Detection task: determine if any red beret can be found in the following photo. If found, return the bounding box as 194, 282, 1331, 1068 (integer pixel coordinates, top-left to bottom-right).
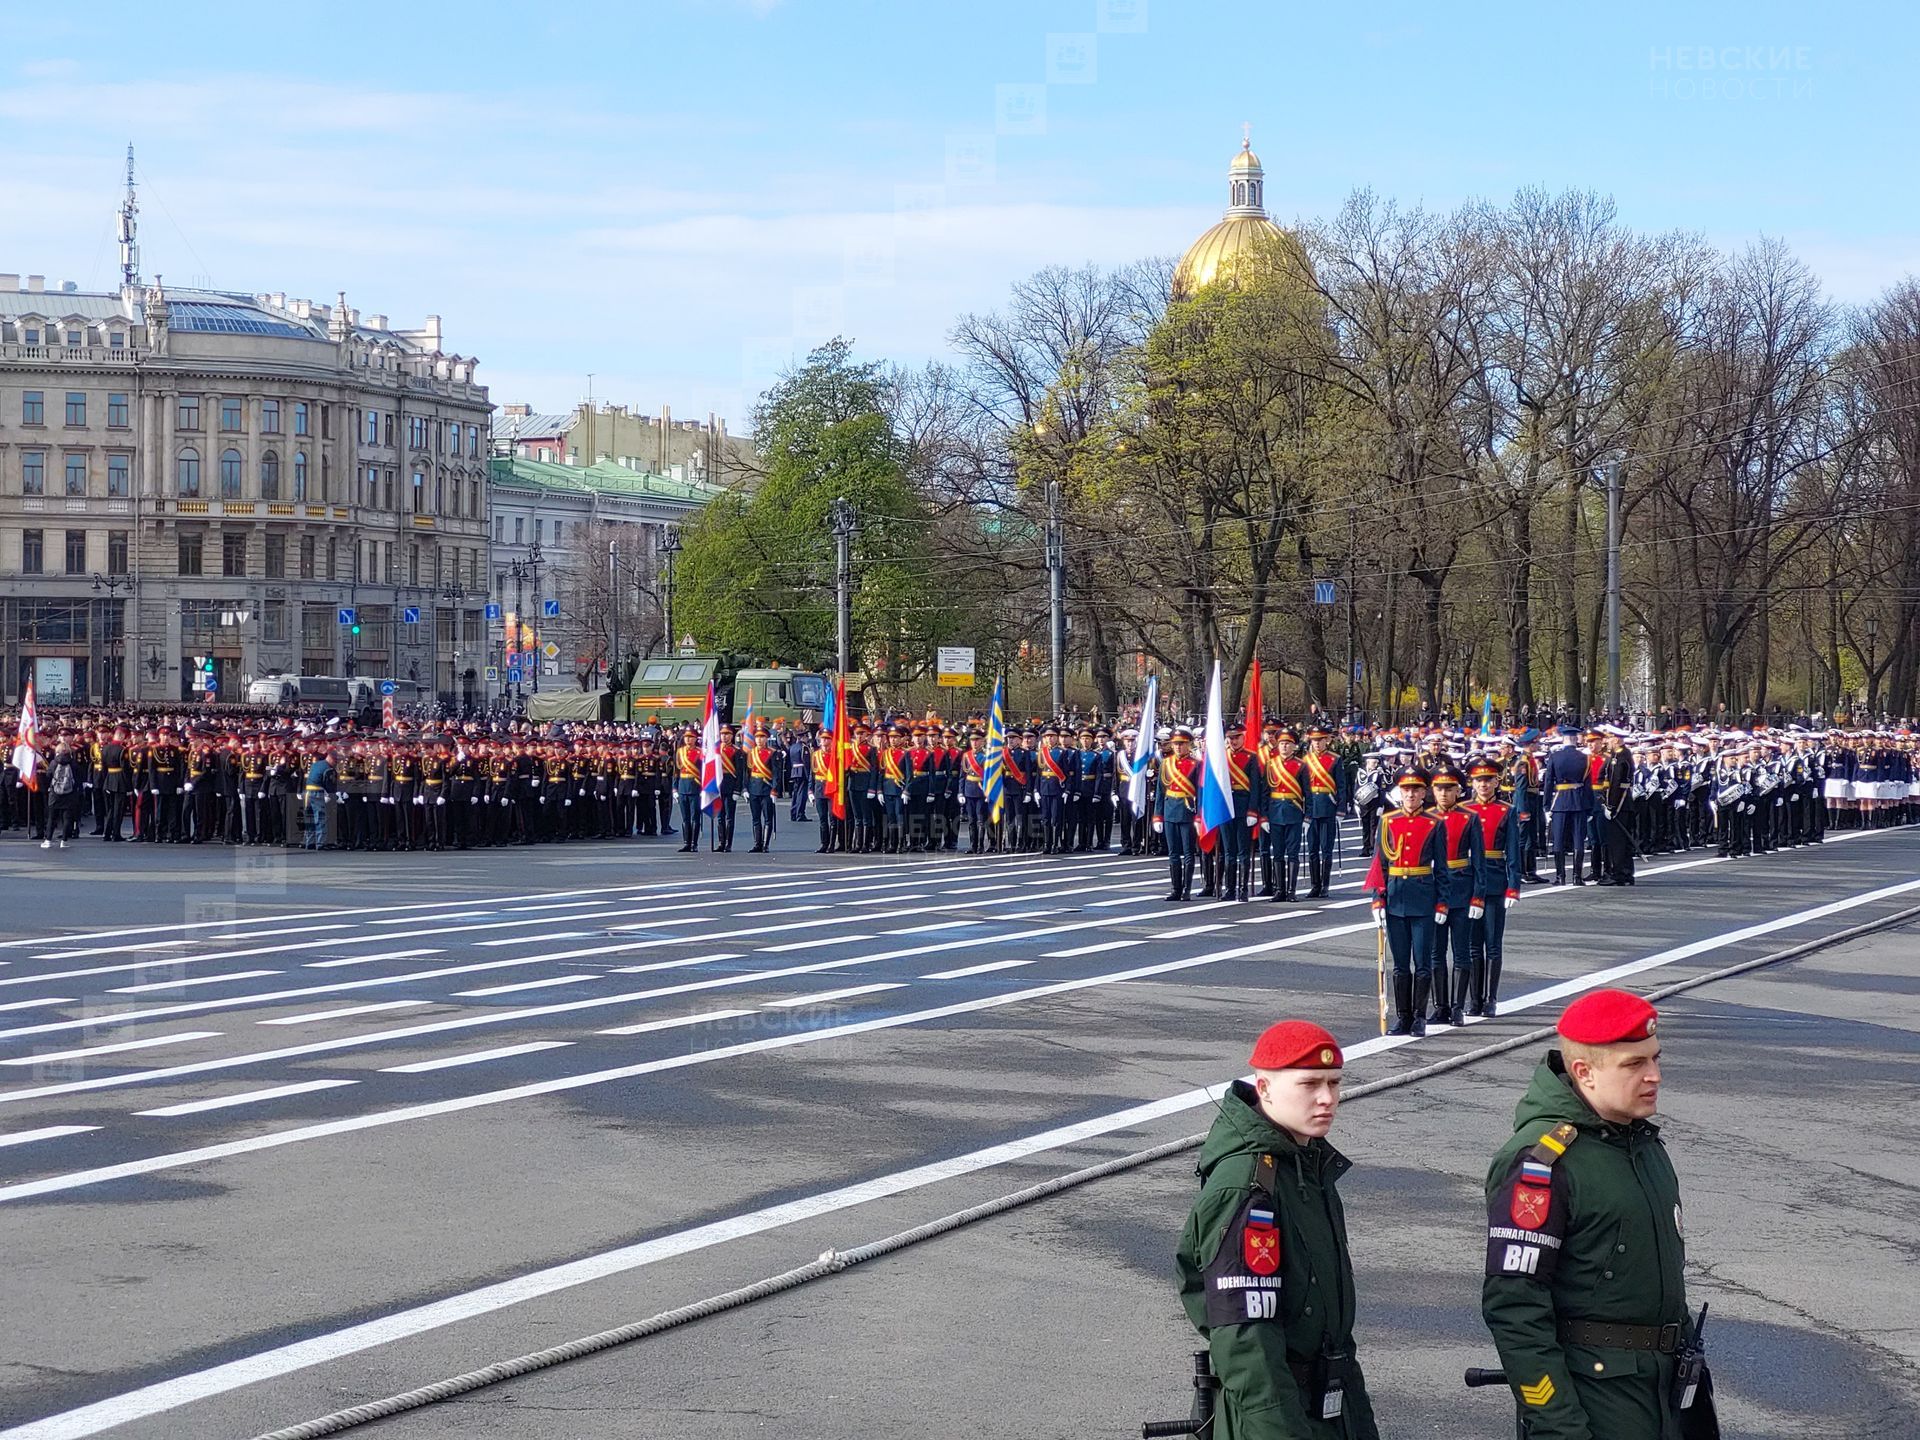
1557, 989, 1658, 1045
1249, 1020, 1344, 1071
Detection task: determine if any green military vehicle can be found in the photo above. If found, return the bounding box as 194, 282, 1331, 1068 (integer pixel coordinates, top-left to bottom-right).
618, 654, 831, 728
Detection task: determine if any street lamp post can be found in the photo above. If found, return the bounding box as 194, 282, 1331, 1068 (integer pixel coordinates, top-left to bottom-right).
92, 572, 132, 703
508, 539, 545, 700
1865, 614, 1879, 718
658, 529, 682, 655
437, 579, 464, 712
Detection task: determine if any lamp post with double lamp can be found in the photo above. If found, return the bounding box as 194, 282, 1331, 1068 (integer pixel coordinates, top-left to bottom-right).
91, 572, 132, 703
658, 528, 682, 654
508, 539, 544, 698
437, 579, 467, 712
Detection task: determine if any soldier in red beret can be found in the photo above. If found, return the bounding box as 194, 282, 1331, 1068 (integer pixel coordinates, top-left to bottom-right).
1481, 990, 1715, 1440
1176, 1020, 1380, 1439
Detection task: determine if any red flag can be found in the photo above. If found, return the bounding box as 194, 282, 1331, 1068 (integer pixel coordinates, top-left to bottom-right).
1241, 658, 1263, 754
12, 678, 40, 792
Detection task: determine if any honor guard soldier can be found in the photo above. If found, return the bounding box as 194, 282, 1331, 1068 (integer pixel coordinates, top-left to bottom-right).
1425, 766, 1486, 1027
961, 731, 991, 853
1176, 1020, 1381, 1440
1154, 728, 1203, 901
1262, 729, 1308, 902
811, 737, 839, 852
1036, 725, 1070, 853
1463, 760, 1523, 1015
1000, 731, 1033, 852
1482, 990, 1716, 1440
673, 727, 703, 851
745, 728, 779, 851
1363, 766, 1446, 1036
1302, 727, 1347, 897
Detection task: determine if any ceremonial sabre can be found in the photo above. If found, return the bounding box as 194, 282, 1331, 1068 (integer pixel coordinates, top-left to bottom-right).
1376, 923, 1388, 1035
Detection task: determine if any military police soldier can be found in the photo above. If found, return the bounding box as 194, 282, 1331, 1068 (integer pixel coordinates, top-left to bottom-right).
1176, 1019, 1380, 1440
1482, 989, 1716, 1440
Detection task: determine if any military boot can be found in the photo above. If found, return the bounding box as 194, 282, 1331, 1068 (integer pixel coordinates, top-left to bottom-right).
1388, 974, 1415, 1036
1410, 975, 1431, 1038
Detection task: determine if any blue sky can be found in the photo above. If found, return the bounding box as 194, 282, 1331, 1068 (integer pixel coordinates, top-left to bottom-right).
2, 0, 1913, 426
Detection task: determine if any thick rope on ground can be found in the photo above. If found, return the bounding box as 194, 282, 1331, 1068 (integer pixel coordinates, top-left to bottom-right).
250, 901, 1920, 1440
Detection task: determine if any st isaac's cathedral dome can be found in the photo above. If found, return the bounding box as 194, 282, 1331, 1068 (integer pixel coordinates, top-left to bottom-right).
1174, 131, 1313, 297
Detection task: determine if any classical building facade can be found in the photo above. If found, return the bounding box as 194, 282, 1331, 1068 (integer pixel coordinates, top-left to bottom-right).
0, 274, 491, 705
486, 455, 719, 694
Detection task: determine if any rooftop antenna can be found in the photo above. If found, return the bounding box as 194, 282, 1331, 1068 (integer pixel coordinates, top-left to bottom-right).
117, 142, 141, 289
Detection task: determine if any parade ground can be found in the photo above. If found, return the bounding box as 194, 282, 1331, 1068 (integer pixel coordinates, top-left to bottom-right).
1, 822, 1916, 1439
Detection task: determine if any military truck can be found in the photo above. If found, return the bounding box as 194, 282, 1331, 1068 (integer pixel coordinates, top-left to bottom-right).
619, 655, 830, 727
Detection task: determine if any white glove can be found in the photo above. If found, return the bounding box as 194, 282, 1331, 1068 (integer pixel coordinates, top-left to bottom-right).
437, 797, 445, 806
184, 783, 194, 793
531, 779, 541, 787
1469, 902, 1485, 920
1246, 813, 1258, 829
1435, 908, 1448, 927
414, 796, 425, 806
1151, 818, 1164, 833
1505, 893, 1517, 910
867, 790, 878, 800
1372, 905, 1386, 931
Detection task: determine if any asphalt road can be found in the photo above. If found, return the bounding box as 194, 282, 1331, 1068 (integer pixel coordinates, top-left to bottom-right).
0, 817, 1915, 1439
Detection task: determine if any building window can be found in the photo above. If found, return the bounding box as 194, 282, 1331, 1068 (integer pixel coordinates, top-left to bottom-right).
22, 451, 45, 495
325, 537, 337, 580
317, 404, 327, 439
22, 327, 38, 345
434, 476, 444, 513
108, 392, 129, 428
22, 391, 44, 425
410, 545, 421, 586
469, 424, 480, 454
536, 517, 545, 544
514, 516, 524, 545
262, 399, 281, 433
178, 532, 203, 576
178, 395, 201, 430
177, 448, 201, 496
300, 534, 316, 578
364, 409, 378, 444
64, 454, 86, 495
384, 470, 394, 509
21, 530, 43, 575
64, 329, 81, 346
110, 332, 124, 349
222, 532, 247, 577
411, 470, 424, 512
220, 448, 244, 498
470, 480, 479, 516
552, 519, 563, 547
493, 513, 503, 542
107, 453, 130, 497
65, 529, 86, 574
220, 397, 244, 431
382, 541, 395, 583
383, 413, 393, 448
261, 450, 281, 500
264, 533, 286, 578
264, 599, 288, 644
449, 421, 462, 457
290, 401, 308, 436
107, 530, 129, 575
294, 452, 308, 501
65, 392, 86, 426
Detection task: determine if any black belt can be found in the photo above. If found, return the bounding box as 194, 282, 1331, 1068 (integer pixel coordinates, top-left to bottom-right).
1558, 1319, 1683, 1353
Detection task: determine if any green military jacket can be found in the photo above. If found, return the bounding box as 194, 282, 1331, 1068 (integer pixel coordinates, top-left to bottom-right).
1482, 1052, 1699, 1440
1176, 1082, 1380, 1440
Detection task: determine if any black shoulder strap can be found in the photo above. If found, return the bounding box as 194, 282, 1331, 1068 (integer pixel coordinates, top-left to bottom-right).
1254, 1152, 1279, 1200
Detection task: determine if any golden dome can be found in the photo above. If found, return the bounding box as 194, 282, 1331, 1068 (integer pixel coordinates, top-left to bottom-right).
1174, 131, 1313, 296
1176, 215, 1294, 292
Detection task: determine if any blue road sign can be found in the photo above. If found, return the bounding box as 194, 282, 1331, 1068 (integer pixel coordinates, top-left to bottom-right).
1313, 580, 1337, 606
380, 681, 397, 696
542, 598, 560, 618
507, 665, 522, 685
402, 606, 420, 626
485, 602, 502, 621
337, 607, 356, 626
204, 676, 218, 694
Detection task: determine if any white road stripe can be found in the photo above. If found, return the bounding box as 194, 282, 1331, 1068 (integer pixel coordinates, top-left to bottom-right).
258, 1001, 432, 1026
0, 1125, 96, 1148
454, 975, 599, 998
475, 931, 594, 947
0, 1031, 221, 1067
380, 1042, 574, 1074
0, 997, 76, 1014
1044, 940, 1133, 958
1156, 924, 1229, 939
920, 959, 1033, 980
302, 950, 446, 969
760, 983, 905, 1008
883, 920, 977, 936
109, 970, 281, 995
610, 952, 742, 973
134, 1079, 358, 1117
36, 924, 350, 961
597, 1008, 756, 1037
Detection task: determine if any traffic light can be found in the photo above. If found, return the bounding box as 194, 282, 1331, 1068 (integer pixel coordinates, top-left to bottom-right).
351, 622, 361, 636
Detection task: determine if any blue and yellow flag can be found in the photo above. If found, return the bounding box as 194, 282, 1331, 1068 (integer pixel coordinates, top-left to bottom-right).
1480, 691, 1495, 737
984, 675, 1008, 823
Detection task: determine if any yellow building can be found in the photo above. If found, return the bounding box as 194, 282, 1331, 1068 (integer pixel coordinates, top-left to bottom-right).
1174, 133, 1313, 297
